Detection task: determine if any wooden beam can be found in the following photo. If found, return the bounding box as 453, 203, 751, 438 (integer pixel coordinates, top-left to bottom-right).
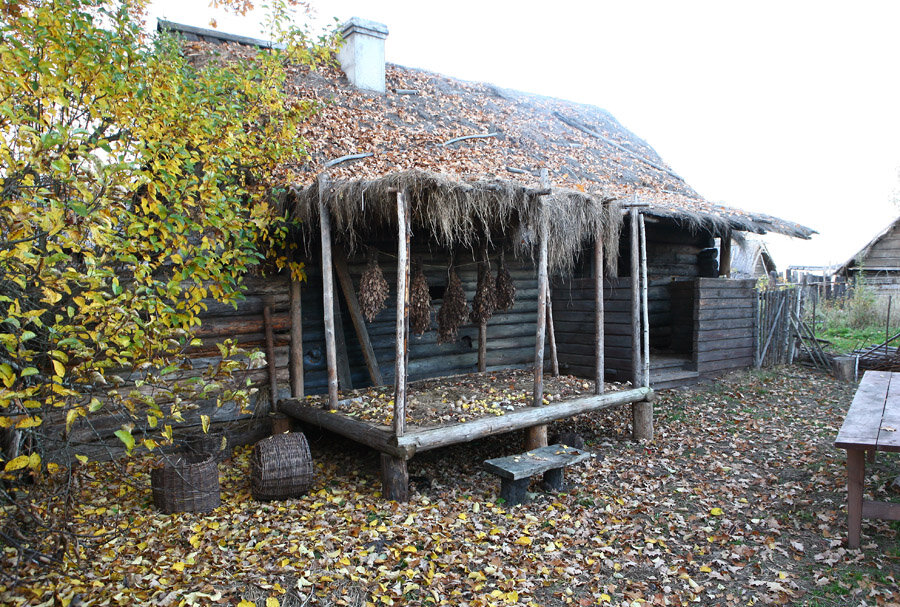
719, 229, 732, 278
526, 169, 551, 451
394, 190, 410, 438
640, 213, 650, 389
478, 321, 488, 372
263, 295, 279, 411
396, 387, 653, 457
630, 207, 641, 386
279, 398, 403, 457
546, 284, 559, 377
333, 242, 384, 386
319, 174, 339, 408
381, 454, 409, 502
332, 295, 353, 390
594, 235, 605, 395
289, 279, 304, 398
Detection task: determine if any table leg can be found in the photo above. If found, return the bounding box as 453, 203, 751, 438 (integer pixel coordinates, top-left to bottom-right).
847, 448, 865, 549
866, 449, 875, 464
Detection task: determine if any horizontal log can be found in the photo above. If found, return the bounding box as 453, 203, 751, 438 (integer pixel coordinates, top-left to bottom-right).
694, 327, 754, 341
697, 307, 754, 321
278, 399, 403, 457
696, 336, 755, 352
695, 288, 756, 299
697, 348, 754, 364
695, 278, 756, 288
394, 386, 653, 457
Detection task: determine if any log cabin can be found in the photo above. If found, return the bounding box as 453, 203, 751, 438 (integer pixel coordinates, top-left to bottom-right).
835, 216, 900, 292
151, 19, 815, 497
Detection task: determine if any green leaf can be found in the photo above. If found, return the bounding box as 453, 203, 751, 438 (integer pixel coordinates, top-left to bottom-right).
114, 428, 135, 452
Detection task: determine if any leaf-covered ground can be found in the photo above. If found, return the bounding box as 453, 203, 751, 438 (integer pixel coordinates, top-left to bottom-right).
3, 366, 900, 606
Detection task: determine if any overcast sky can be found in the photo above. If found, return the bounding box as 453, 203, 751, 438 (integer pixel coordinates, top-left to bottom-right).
148, 0, 900, 268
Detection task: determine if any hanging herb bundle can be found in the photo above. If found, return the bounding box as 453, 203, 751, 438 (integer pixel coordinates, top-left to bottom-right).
358, 250, 389, 322
409, 258, 432, 335
495, 253, 516, 312
471, 260, 496, 324
437, 266, 468, 344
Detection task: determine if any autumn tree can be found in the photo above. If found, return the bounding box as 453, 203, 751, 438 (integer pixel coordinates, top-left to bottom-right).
0, 0, 333, 570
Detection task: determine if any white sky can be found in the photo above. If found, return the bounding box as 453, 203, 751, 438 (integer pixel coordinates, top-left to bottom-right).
148, 0, 900, 269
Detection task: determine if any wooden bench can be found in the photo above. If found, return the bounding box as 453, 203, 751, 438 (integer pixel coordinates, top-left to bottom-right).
834, 370, 900, 548
484, 444, 592, 506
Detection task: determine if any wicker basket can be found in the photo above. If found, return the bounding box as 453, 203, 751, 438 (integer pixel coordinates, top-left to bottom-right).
150, 453, 221, 514
250, 432, 315, 501
183, 432, 231, 462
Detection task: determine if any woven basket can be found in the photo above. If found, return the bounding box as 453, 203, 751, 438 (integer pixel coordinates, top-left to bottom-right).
251, 432, 314, 501
183, 432, 231, 462
150, 453, 221, 514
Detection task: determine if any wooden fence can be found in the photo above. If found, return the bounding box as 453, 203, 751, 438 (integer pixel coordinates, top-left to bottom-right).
756, 286, 800, 367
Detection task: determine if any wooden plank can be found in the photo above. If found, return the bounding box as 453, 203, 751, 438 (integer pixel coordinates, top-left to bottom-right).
546, 285, 559, 377
861, 499, 900, 521
319, 174, 339, 408
484, 444, 592, 480
332, 295, 354, 390
835, 370, 891, 449
877, 374, 900, 452
698, 356, 755, 373
394, 386, 652, 456
640, 213, 650, 390
333, 243, 384, 386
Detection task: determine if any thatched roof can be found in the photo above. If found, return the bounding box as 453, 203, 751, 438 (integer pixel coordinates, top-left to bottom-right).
165, 20, 815, 269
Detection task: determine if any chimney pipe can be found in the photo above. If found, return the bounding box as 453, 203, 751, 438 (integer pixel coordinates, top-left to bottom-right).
337, 17, 389, 94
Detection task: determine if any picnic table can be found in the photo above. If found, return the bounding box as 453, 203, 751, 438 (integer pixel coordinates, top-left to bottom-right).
834, 370, 900, 548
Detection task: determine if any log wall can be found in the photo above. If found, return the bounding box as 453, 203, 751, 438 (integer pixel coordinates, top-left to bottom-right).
693, 278, 758, 377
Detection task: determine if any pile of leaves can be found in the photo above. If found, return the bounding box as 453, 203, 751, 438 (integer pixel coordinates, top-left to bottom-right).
305, 369, 609, 426
2, 367, 899, 606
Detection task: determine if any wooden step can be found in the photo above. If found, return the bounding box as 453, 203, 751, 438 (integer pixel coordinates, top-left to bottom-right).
650, 368, 700, 389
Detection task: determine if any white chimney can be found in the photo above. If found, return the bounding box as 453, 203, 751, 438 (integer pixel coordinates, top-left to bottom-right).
337, 18, 389, 94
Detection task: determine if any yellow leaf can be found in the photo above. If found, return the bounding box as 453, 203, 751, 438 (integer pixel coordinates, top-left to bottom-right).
600, 594, 612, 603
0, 417, 10, 428
504, 590, 518, 603
171, 562, 185, 572
710, 507, 724, 516
75, 454, 88, 464
52, 359, 65, 377
514, 536, 532, 546
4, 455, 30, 472
201, 414, 210, 434
189, 534, 201, 548
28, 453, 40, 470
237, 601, 256, 607
266, 598, 279, 607
16, 415, 42, 429
46, 462, 60, 475
700, 566, 712, 573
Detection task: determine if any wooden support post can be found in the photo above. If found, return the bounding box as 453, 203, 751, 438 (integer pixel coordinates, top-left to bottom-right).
630, 207, 652, 441
526, 169, 550, 451
319, 174, 339, 409
546, 284, 559, 377
718, 229, 732, 278
394, 189, 410, 439
639, 213, 650, 389
380, 453, 409, 502
847, 448, 864, 549
334, 243, 384, 386
478, 321, 488, 373
263, 295, 279, 411
594, 234, 605, 395
630, 207, 641, 386
332, 297, 353, 390
289, 279, 304, 398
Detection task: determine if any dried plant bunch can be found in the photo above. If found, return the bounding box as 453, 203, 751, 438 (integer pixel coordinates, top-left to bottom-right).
471, 259, 497, 324
437, 266, 468, 344
495, 254, 516, 312
359, 249, 389, 322
409, 258, 432, 335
